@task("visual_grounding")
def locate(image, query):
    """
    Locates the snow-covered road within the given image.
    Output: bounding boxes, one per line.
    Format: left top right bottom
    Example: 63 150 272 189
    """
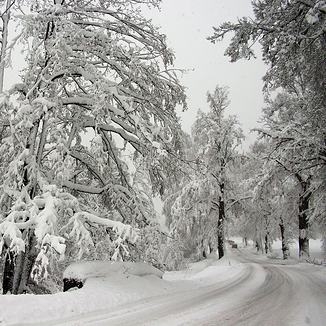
37 249 326 326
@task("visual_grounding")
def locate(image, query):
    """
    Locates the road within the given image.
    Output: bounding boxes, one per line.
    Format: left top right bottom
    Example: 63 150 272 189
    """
40 249 326 326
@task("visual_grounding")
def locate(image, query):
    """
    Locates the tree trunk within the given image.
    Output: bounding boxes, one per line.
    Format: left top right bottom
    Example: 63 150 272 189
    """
255 240 260 252
2 250 15 294
298 181 310 259
279 218 289 259
217 183 225 259
264 234 269 254
2 121 41 294
264 232 272 254
255 238 264 254
11 231 38 294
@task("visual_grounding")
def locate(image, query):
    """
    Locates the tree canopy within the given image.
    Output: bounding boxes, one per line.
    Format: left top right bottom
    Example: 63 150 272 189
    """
0 0 186 294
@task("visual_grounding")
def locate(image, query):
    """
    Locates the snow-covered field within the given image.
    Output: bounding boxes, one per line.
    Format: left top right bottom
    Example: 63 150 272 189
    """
0 241 325 326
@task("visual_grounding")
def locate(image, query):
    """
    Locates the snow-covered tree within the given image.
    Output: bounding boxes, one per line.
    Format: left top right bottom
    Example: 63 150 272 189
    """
249 144 298 259
192 86 243 258
0 0 186 294
165 86 244 261
209 0 326 258
255 94 325 258
209 0 326 106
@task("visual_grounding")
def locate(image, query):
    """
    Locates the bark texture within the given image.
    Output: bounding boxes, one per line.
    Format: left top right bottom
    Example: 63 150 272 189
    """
2 250 15 294
279 218 289 259
298 180 311 259
217 183 225 259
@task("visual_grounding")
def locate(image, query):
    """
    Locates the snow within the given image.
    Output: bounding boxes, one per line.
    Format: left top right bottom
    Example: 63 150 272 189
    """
229 237 325 262
306 9 319 24
0 255 245 325
0 273 168 325
0 246 325 325
164 253 243 285
269 239 324 262
0 221 25 254
63 261 164 280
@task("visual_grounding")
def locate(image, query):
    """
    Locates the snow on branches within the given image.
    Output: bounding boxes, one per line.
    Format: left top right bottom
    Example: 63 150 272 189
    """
209 0 326 258
0 183 139 281
0 0 185 291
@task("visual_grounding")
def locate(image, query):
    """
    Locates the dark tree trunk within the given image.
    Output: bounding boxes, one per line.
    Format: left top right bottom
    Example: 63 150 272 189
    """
2 223 38 295
208 242 214 255
264 234 269 254
201 239 207 259
2 250 15 294
255 240 260 252
12 231 38 294
202 249 207 259
2 156 39 294
217 183 225 259
279 218 289 260
255 238 263 253
298 181 311 259
264 232 272 254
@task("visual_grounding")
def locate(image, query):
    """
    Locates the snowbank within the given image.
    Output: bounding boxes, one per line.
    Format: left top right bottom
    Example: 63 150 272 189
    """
0 256 245 325
164 253 243 285
0 271 174 325
64 261 163 281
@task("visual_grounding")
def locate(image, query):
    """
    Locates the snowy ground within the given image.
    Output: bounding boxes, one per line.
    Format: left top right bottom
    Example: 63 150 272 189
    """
0 240 325 325
0 255 245 325
230 237 325 262
271 238 325 262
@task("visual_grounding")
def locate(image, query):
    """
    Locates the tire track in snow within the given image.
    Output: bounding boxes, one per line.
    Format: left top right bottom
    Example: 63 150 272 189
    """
210 249 326 326
16 249 326 326
29 262 254 326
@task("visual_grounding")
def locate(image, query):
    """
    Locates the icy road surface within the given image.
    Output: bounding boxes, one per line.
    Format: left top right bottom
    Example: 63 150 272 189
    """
41 249 326 326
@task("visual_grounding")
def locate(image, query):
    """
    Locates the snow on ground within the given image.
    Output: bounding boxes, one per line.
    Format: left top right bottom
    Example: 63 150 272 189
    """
164 253 243 285
230 236 325 262
272 239 325 261
64 261 163 280
0 256 245 325
0 241 324 325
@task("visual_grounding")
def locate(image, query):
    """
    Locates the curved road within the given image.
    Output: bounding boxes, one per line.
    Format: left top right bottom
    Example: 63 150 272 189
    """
39 249 326 326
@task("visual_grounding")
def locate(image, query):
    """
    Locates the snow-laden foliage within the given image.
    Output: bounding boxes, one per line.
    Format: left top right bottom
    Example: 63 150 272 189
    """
210 0 326 258
0 181 139 282
209 0 326 106
235 141 300 258
164 86 244 261
257 94 325 225
0 0 186 294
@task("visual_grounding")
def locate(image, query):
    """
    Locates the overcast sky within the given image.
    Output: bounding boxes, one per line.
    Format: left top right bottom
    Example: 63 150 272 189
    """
145 0 267 149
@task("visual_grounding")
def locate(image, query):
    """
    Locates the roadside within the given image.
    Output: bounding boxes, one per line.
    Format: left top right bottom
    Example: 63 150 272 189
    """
0 253 246 325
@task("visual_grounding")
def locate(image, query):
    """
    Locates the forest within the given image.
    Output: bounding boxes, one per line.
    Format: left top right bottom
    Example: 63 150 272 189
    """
0 0 325 306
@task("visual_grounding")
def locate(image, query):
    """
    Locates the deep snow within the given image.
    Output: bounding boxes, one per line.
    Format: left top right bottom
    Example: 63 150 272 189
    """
0 239 325 325
63 261 164 281
0 254 245 325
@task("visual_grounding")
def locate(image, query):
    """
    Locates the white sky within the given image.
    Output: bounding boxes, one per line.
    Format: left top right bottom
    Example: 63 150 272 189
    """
145 0 267 149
